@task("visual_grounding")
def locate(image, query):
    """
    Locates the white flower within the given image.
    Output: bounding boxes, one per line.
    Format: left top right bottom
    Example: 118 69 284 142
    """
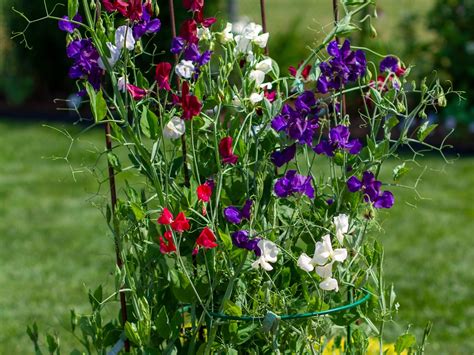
98 42 121 70
232 95 242 107
115 25 135 51
252 239 279 271
249 70 265 86
260 82 272 90
333 214 349 244
249 92 264 105
175 60 195 79
297 234 347 292
313 234 347 265
197 27 211 41
117 76 128 92
219 23 234 43
254 32 269 48
235 35 251 54
241 22 262 38
163 117 185 140
255 58 273 74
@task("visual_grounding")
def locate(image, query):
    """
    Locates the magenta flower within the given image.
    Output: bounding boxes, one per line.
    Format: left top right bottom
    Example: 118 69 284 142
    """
219 137 238 165
274 170 315 199
347 171 394 208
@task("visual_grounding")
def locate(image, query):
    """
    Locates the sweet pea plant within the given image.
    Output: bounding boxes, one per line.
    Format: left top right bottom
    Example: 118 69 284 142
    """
20 0 452 353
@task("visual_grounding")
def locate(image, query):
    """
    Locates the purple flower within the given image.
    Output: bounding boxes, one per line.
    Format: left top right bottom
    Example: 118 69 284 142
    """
271 92 319 146
347 171 394 209
66 39 102 91
224 199 253 224
274 170 315 199
170 37 186 54
132 5 161 39
271 144 296 167
58 13 82 33
314 125 362 156
380 56 399 73
317 39 366 94
231 230 261 256
183 43 212 67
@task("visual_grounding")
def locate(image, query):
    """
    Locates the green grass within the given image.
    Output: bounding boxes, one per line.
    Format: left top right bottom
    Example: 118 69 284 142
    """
0 119 473 353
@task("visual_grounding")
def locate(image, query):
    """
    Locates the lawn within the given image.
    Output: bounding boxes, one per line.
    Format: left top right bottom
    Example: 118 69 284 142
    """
0 119 473 353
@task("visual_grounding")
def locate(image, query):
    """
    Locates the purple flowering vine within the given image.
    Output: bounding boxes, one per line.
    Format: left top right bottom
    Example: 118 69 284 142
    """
274 170 315 199
271 91 319 146
132 4 161 39
317 39 366 94
347 171 394 208
58 13 82 33
271 144 296 167
66 39 103 92
314 125 362 157
224 199 253 224
231 230 261 256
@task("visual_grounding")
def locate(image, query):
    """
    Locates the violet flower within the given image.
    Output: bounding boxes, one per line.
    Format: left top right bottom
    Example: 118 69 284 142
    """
271 91 319 146
66 39 102 91
347 171 394 208
317 39 366 94
224 199 253 224
313 125 362 157
171 37 186 54
183 43 212 67
271 144 296 167
274 170 315 199
58 13 82 33
231 230 261 256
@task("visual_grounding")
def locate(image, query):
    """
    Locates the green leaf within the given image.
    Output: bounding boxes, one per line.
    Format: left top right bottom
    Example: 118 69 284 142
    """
68 0 79 20
384 116 399 133
85 84 107 122
395 333 416 353
218 229 232 251
417 121 438 142
46 333 59 354
124 322 142 347
107 152 122 172
130 202 145 221
223 300 242 317
393 163 411 182
156 306 171 339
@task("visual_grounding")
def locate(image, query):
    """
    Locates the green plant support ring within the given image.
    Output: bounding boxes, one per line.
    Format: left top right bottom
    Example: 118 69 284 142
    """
208 289 371 322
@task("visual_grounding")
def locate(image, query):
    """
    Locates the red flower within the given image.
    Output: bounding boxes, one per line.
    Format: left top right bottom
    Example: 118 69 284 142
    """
127 84 147 100
102 0 129 16
219 137 238 165
195 10 216 28
395 66 406 77
289 62 312 81
155 62 172 91
179 82 202 120
179 19 198 43
157 208 174 225
197 182 213 202
126 0 143 20
196 227 218 249
171 212 191 232
264 90 277 103
159 231 176 254
183 0 204 12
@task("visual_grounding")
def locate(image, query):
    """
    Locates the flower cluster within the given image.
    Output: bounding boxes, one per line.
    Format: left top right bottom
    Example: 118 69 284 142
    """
66 39 102 92
271 91 319 146
274 170 315 199
224 199 252 224
347 171 395 209
317 39 366 94
314 125 362 157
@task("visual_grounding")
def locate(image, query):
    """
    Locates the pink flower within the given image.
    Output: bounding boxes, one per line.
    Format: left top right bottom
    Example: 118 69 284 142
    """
171 212 191 232
196 227 218 249
159 231 176 254
289 62 312 80
195 10 216 28
157 208 174 225
155 62 172 91
126 84 147 100
219 137 238 165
